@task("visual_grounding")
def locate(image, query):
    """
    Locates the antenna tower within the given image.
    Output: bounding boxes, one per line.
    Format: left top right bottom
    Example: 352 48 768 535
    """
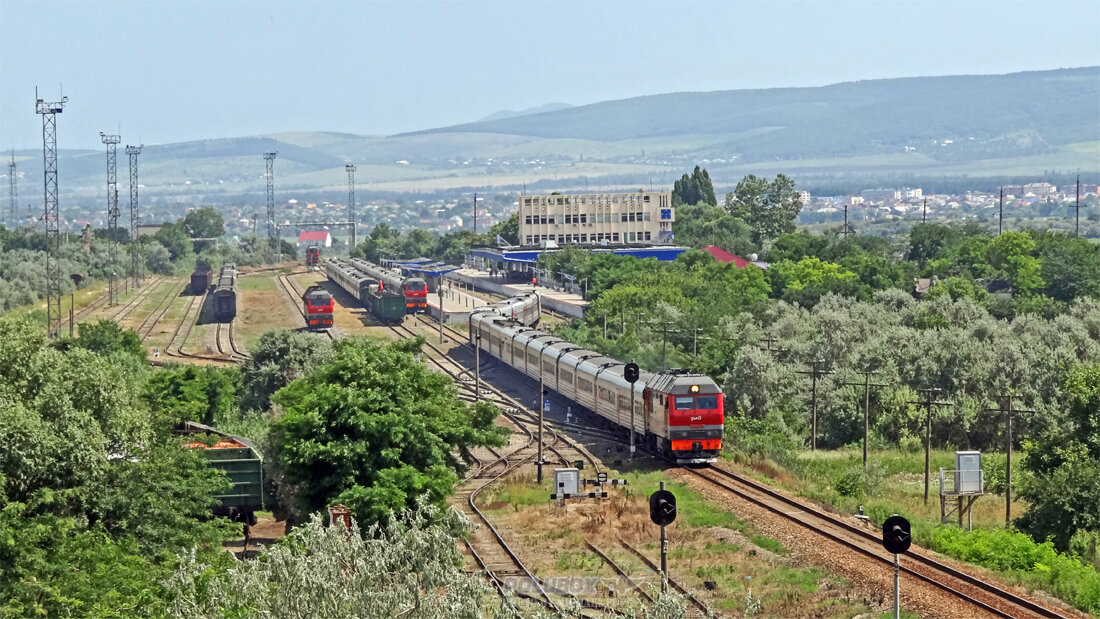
126 144 143 287
346 163 356 249
7 151 16 227
101 133 121 304
264 152 277 260
36 91 68 339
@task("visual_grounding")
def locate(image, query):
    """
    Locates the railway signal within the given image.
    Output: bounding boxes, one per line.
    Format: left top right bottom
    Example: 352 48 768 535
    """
649 483 676 592
625 362 639 457
881 514 911 619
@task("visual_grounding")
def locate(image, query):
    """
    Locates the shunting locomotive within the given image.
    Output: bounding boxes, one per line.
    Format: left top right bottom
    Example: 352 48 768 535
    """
302 285 334 330
305 246 320 268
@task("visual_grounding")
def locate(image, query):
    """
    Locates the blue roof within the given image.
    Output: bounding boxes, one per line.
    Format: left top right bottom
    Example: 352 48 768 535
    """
472 246 686 263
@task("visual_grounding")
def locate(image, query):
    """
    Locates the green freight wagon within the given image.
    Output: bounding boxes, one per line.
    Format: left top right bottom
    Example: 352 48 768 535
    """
366 287 406 324
178 422 269 511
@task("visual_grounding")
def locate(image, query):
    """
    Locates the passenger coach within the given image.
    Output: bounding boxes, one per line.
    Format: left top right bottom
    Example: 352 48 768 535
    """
470 308 723 463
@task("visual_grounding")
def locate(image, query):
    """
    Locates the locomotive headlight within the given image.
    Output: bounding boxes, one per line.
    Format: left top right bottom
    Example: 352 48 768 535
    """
690 385 699 393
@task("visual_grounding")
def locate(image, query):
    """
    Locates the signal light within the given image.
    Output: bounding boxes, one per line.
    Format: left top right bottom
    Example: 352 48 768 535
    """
881 515 911 554
649 489 677 526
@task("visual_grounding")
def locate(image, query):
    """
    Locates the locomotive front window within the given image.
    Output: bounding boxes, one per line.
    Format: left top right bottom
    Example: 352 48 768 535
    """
674 396 694 409
696 395 719 409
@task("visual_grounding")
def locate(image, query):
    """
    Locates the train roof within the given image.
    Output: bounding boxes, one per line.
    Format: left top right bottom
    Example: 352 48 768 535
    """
645 370 721 395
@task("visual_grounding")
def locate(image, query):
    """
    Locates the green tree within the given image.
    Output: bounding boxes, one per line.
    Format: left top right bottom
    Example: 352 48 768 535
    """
153 222 192 260
672 165 717 207
672 203 755 254
238 328 335 411
725 173 803 244
766 257 866 307
1036 233 1100 301
70 319 145 362
144 364 238 426
907 223 959 264
1017 363 1100 551
180 207 225 238
488 212 519 245
267 337 507 526
145 242 174 275
987 231 1043 295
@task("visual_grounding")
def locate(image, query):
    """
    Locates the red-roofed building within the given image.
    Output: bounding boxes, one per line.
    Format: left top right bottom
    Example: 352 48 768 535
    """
703 245 751 268
297 230 332 247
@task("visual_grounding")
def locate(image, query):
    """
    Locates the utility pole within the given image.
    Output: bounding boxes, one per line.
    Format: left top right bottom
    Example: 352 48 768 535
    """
998 187 1004 236
842 370 886 467
7 151 15 227
100 133 121 305
264 152 277 262
346 164 357 249
842 203 852 237
472 192 477 235
922 198 927 223
537 346 546 483
1075 174 1081 238
36 90 68 339
985 395 1034 527
910 388 951 505
692 327 704 359
796 360 833 451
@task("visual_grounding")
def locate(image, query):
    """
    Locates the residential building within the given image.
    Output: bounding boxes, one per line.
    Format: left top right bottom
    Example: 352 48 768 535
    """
517 191 674 247
297 230 332 247
861 188 902 202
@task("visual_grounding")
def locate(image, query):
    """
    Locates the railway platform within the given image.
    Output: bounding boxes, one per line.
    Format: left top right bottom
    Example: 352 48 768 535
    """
445 267 589 318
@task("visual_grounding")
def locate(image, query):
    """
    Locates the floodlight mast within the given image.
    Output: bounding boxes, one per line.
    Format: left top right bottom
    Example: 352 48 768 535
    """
264 152 277 261
126 145 143 287
36 91 68 339
346 164 357 249
101 133 121 305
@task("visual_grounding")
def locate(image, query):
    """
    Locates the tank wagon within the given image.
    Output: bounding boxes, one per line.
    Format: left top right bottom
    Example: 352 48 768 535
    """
470 301 723 463
190 265 213 295
212 263 238 322
347 258 428 314
303 285 334 330
324 258 406 323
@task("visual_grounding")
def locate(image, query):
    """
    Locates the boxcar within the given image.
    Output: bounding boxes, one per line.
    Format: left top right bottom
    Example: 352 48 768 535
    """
212 263 237 322
190 266 213 295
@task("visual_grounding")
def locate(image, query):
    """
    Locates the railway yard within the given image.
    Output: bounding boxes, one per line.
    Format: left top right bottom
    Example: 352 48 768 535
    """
57 263 1087 619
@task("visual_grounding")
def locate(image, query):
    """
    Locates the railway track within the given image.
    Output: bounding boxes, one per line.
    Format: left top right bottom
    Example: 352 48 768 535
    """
105 276 166 323
136 281 184 341
682 464 1070 619
387 320 640 616
276 273 335 340
159 292 234 365
215 322 249 362
412 306 1075 617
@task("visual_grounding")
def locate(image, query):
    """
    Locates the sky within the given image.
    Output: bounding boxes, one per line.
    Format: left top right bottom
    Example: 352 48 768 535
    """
2 0 1098 151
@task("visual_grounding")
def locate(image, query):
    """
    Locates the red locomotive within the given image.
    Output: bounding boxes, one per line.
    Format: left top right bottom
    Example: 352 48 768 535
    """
402 277 428 313
302 285 334 330
305 246 320 268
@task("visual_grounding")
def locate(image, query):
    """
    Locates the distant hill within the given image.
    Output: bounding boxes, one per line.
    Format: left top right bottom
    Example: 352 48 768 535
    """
417 67 1100 162
478 102 574 122
8 68 1097 207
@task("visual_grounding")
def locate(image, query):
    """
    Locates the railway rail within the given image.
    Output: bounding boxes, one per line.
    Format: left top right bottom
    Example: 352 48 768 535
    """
277 273 335 340
682 464 1070 619
136 281 184 341
387 320 646 616
105 276 166 323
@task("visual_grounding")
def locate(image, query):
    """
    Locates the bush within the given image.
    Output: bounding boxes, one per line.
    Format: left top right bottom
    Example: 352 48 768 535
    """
925 526 1100 614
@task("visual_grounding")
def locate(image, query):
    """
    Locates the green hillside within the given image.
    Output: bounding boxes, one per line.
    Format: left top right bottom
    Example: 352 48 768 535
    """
415 67 1100 163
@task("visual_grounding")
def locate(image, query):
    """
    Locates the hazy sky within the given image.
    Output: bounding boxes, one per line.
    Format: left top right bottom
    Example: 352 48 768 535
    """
2 0 1098 150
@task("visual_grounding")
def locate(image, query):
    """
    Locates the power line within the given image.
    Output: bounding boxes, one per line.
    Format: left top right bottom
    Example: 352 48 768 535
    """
909 388 952 505
984 394 1034 528
841 370 887 467
36 90 68 339
796 360 834 451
